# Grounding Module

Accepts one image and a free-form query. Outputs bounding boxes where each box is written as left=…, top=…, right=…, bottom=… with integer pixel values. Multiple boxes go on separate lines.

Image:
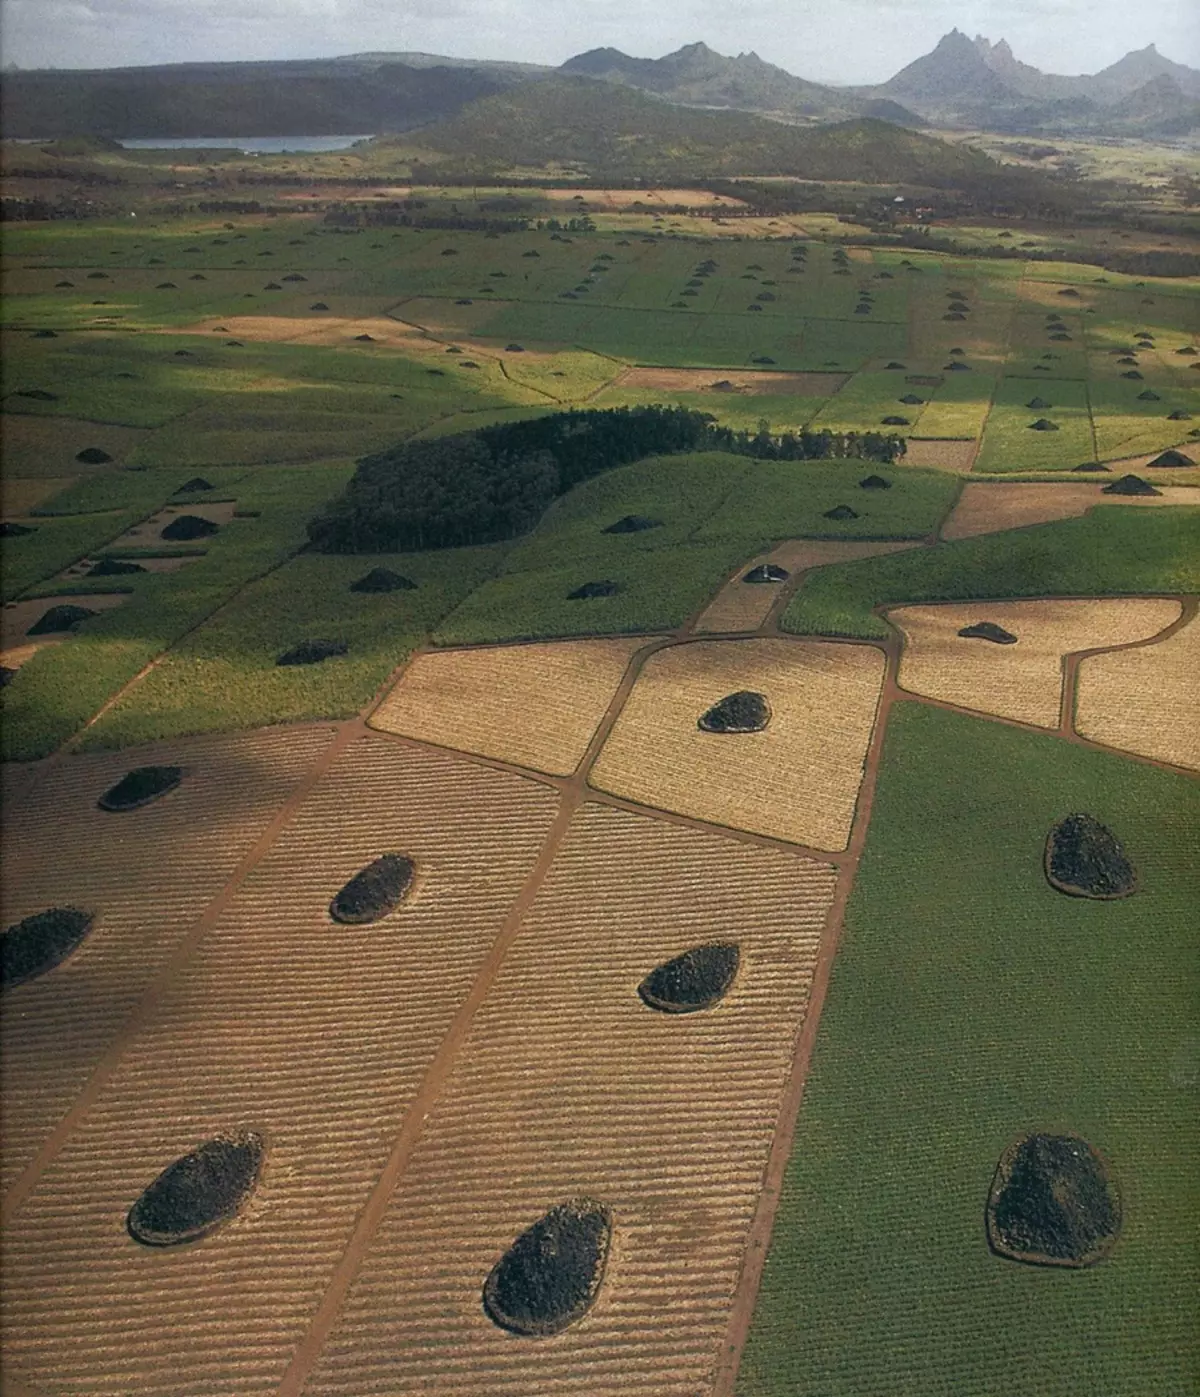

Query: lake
left=118, top=135, right=373, bottom=153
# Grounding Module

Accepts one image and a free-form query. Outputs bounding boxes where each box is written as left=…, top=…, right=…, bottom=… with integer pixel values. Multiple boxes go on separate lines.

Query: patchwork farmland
left=1, top=194, right=1197, bottom=1397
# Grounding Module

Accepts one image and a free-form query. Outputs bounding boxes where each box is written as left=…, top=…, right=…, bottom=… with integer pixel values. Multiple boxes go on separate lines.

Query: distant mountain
left=1106, top=75, right=1200, bottom=134
left=410, top=76, right=1016, bottom=188
left=561, top=41, right=858, bottom=119
left=1091, top=43, right=1200, bottom=101
left=874, top=28, right=1022, bottom=120
left=0, top=58, right=516, bottom=139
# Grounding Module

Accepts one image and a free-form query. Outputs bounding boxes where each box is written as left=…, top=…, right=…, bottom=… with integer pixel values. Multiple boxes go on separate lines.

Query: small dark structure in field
left=1120, top=370, right=1144, bottom=380
left=605, top=514, right=660, bottom=534
left=2, top=907, right=94, bottom=992
left=1027, top=398, right=1051, bottom=410
left=743, top=563, right=789, bottom=583
left=987, top=1133, right=1120, bottom=1267
left=506, top=343, right=525, bottom=352
left=568, top=580, right=619, bottom=599
left=76, top=447, right=113, bottom=464
left=824, top=504, right=859, bottom=520
left=1148, top=449, right=1194, bottom=467
left=354, top=333, right=375, bottom=342
left=899, top=394, right=924, bottom=405
left=310, top=302, right=329, bottom=310
left=958, top=621, right=1017, bottom=644
left=885, top=361, right=906, bottom=370
left=155, top=282, right=177, bottom=289
left=1116, top=356, right=1138, bottom=365
left=89, top=557, right=145, bottom=576
left=177, top=477, right=214, bottom=492
left=329, top=853, right=416, bottom=924
left=1045, top=812, right=1137, bottom=898
left=881, top=415, right=910, bottom=426
left=455, top=298, right=473, bottom=306
left=0, top=666, right=15, bottom=688
left=1166, top=411, right=1192, bottom=422
left=16, top=389, right=57, bottom=401
left=944, top=361, right=971, bottom=372
left=1072, top=461, right=1109, bottom=472
left=86, top=272, right=108, bottom=280
left=1057, top=287, right=1080, bottom=297
left=1137, top=391, right=1160, bottom=402
left=263, top=282, right=282, bottom=291
left=1049, top=332, right=1072, bottom=341
left=55, top=280, right=74, bottom=288
left=27, top=604, right=96, bottom=636
left=350, top=567, right=417, bottom=593
left=483, top=1198, right=612, bottom=1336
left=1176, top=346, right=1197, bottom=356
left=638, top=942, right=740, bottom=1013
left=860, top=474, right=892, bottom=490
left=858, top=304, right=874, bottom=314
left=98, top=765, right=184, bottom=812
left=1029, top=419, right=1059, bottom=431
left=189, top=274, right=207, bottom=281
left=282, top=274, right=307, bottom=282
left=1, top=521, right=36, bottom=537
left=1103, top=474, right=1159, bottom=496
left=161, top=514, right=218, bottom=542
left=127, top=1132, right=266, bottom=1247
left=276, top=639, right=348, bottom=666
left=698, top=690, right=770, bottom=733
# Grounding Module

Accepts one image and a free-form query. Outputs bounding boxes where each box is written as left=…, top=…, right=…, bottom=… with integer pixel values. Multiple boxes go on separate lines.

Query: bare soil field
left=1, top=592, right=130, bottom=661
left=942, top=482, right=1200, bottom=541
left=301, top=802, right=838, bottom=1397
left=539, top=187, right=745, bottom=208
left=902, top=439, right=977, bottom=472
left=890, top=598, right=1182, bottom=729
left=615, top=368, right=846, bottom=396
left=370, top=638, right=652, bottom=776
left=694, top=541, right=920, bottom=635
left=0, top=738, right=559, bottom=1395
left=0, top=726, right=337, bottom=1195
left=589, top=638, right=885, bottom=851
left=1075, top=613, right=1200, bottom=770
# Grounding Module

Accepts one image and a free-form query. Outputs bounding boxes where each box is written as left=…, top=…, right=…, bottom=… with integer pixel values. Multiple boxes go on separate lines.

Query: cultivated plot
left=1075, top=612, right=1200, bottom=770
left=942, top=481, right=1199, bottom=540
left=371, top=637, right=652, bottom=775
left=0, top=739, right=560, bottom=1395
left=302, top=802, right=839, bottom=1397
left=890, top=598, right=1182, bottom=728
left=590, top=637, right=885, bottom=851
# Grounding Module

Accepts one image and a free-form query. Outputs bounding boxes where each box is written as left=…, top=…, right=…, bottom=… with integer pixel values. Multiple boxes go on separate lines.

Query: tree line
left=307, top=406, right=905, bottom=554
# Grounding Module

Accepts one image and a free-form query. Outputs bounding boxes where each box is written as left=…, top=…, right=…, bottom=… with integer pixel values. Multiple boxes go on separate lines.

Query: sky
left=3, top=0, right=1197, bottom=82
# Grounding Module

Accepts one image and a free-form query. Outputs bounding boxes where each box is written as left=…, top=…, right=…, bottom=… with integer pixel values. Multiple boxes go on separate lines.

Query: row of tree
left=306, top=406, right=905, bottom=554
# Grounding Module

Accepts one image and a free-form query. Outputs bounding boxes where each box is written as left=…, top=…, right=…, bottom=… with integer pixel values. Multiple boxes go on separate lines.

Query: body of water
left=118, top=135, right=373, bottom=153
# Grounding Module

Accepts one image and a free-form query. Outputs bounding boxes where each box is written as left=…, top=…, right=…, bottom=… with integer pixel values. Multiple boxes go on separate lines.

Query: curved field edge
left=780, top=506, right=1200, bottom=640
left=737, top=703, right=1199, bottom=1397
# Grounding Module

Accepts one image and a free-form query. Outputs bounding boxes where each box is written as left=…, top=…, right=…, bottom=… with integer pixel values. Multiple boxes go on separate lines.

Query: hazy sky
left=3, top=0, right=1197, bottom=81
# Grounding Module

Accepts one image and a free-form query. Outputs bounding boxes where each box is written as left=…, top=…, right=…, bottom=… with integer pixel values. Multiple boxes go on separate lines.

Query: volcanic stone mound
left=1102, top=474, right=1159, bottom=496
left=1120, top=370, right=1143, bottom=380
left=604, top=514, right=661, bottom=534
left=899, top=394, right=924, bottom=406
left=483, top=1198, right=612, bottom=1337
left=1029, top=419, right=1059, bottom=431
left=743, top=563, right=789, bottom=583
left=177, top=476, right=214, bottom=492
left=824, top=504, right=858, bottom=520
left=127, top=1131, right=266, bottom=1247
left=945, top=361, right=971, bottom=372
left=860, top=474, right=892, bottom=490
left=1045, top=812, right=1137, bottom=899
left=567, top=580, right=619, bottom=599
left=881, top=415, right=910, bottom=426
left=89, top=557, right=145, bottom=576
left=349, top=567, right=417, bottom=593
left=1166, top=411, right=1192, bottom=422
left=1148, top=449, right=1194, bottom=468
left=161, top=514, right=219, bottom=541
left=0, top=666, right=15, bottom=688
left=1026, top=398, right=1051, bottom=410
left=1137, top=391, right=1160, bottom=402
left=98, top=764, right=184, bottom=812
left=1072, top=461, right=1108, bottom=472
left=698, top=689, right=771, bottom=733
left=1, top=907, right=94, bottom=992
left=330, top=853, right=416, bottom=924
left=310, top=302, right=329, bottom=311
left=638, top=941, right=740, bottom=1013
left=987, top=1133, right=1120, bottom=1267
left=1, top=521, right=37, bottom=537
left=76, top=447, right=113, bottom=464
left=27, top=604, right=96, bottom=636
left=16, top=388, right=57, bottom=401
left=958, top=621, right=1017, bottom=645
left=276, top=638, right=348, bottom=666
left=885, top=362, right=906, bottom=370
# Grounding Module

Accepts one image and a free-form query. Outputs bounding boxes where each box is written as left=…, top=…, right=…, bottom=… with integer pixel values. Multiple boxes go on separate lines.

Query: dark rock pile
left=1102, top=474, right=1159, bottom=496
left=98, top=765, right=184, bottom=812
left=604, top=515, right=661, bottom=534
left=859, top=475, right=892, bottom=490
left=127, top=1131, right=266, bottom=1246
left=958, top=621, right=1017, bottom=644
left=1148, top=449, right=1194, bottom=468
left=161, top=514, right=219, bottom=541
left=823, top=504, right=858, bottom=520
left=743, top=563, right=789, bottom=583
left=76, top=447, right=113, bottom=464
left=349, top=568, right=417, bottom=593
left=1, top=907, right=94, bottom=992
left=567, top=580, right=619, bottom=599
left=638, top=942, right=740, bottom=1013
left=88, top=557, right=145, bottom=576
left=1045, top=812, right=1137, bottom=899
left=483, top=1199, right=612, bottom=1336
left=27, top=604, right=96, bottom=636
left=176, top=477, right=214, bottom=493
left=276, top=638, right=348, bottom=666
left=698, top=690, right=770, bottom=733
left=987, top=1133, right=1120, bottom=1267
left=329, top=853, right=416, bottom=924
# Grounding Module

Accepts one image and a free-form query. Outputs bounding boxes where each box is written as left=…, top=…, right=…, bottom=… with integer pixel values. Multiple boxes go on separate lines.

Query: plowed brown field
left=902, top=439, right=976, bottom=471
left=370, top=638, right=652, bottom=775
left=301, top=802, right=838, bottom=1397
left=0, top=739, right=559, bottom=1394
left=589, top=638, right=885, bottom=851
left=890, top=598, right=1182, bottom=729
left=0, top=727, right=337, bottom=1194
left=942, top=482, right=1199, bottom=540
left=1075, top=613, right=1200, bottom=770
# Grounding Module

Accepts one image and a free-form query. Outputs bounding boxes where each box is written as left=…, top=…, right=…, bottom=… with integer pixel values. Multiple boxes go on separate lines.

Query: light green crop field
left=738, top=703, right=1200, bottom=1397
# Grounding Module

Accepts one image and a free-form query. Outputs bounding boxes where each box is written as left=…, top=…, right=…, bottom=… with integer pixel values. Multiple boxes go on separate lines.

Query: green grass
left=1, top=509, right=141, bottom=601
left=975, top=375, right=1094, bottom=473
left=739, top=704, right=1199, bottom=1396
left=782, top=507, right=1200, bottom=639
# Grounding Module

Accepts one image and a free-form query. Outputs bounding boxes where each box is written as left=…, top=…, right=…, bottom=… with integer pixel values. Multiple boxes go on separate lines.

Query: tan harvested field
left=590, top=638, right=885, bottom=851
left=0, top=415, right=152, bottom=477
left=108, top=499, right=239, bottom=549
left=1075, top=613, right=1200, bottom=770
left=890, top=598, right=1183, bottom=729
left=942, top=482, right=1200, bottom=540
left=370, top=638, right=652, bottom=775
left=0, top=739, right=559, bottom=1394
left=1, top=592, right=129, bottom=655
left=177, top=314, right=431, bottom=348
left=539, top=186, right=744, bottom=207
left=1103, top=449, right=1200, bottom=480
left=902, top=439, right=977, bottom=471
left=694, top=540, right=919, bottom=634
left=0, top=726, right=337, bottom=1194
left=302, top=802, right=838, bottom=1397
left=616, top=367, right=845, bottom=396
